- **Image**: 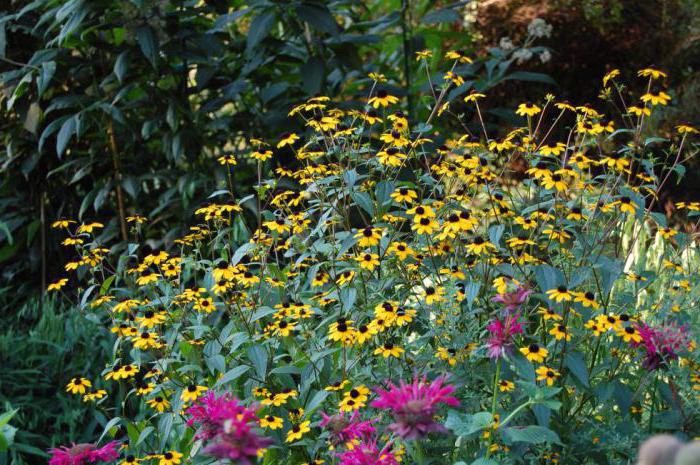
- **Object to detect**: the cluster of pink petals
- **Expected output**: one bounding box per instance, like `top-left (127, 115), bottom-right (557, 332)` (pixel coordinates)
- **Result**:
top-left (185, 391), bottom-right (271, 464)
top-left (319, 411), bottom-right (377, 445)
top-left (491, 286), bottom-right (533, 312)
top-left (370, 374), bottom-right (459, 439)
top-left (486, 313), bottom-right (524, 359)
top-left (48, 441), bottom-right (120, 465)
top-left (336, 439), bottom-right (399, 465)
top-left (635, 322), bottom-right (691, 370)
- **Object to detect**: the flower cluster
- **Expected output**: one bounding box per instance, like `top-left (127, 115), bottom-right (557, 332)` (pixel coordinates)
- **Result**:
top-left (48, 59), bottom-right (700, 465)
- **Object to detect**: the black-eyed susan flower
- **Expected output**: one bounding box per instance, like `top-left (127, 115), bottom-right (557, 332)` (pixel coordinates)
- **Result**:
top-left (146, 396), bottom-right (170, 412)
top-left (640, 91), bottom-right (671, 106)
top-left (181, 384), bottom-right (208, 403)
top-left (277, 133), bottom-right (299, 148)
top-left (374, 342), bottom-right (404, 358)
top-left (260, 415), bottom-right (283, 430)
top-left (355, 253), bottom-right (380, 271)
top-left (48, 278), bottom-right (69, 291)
top-left (251, 149), bottom-right (273, 161)
top-left (535, 366), bottom-right (560, 386)
top-left (466, 236), bottom-right (496, 255)
top-left (516, 102), bottom-right (541, 117)
top-left (158, 451), bottom-right (182, 465)
top-left (355, 226), bottom-right (383, 247)
top-left (574, 291), bottom-right (600, 309)
top-left (498, 380), bottom-right (515, 392)
top-left (546, 286), bottom-right (573, 303)
top-left (616, 325), bottom-right (642, 343)
top-left (285, 420), bottom-right (311, 443)
top-left (520, 343), bottom-right (548, 363)
top-left (549, 324), bottom-right (571, 341)
top-left (66, 377), bottom-right (92, 394)
top-left (368, 90), bottom-right (399, 108)
top-left (391, 187), bottom-right (417, 204)
top-left (83, 389), bottom-right (107, 402)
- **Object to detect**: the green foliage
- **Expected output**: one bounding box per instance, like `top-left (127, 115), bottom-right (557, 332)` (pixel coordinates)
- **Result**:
top-left (0, 298), bottom-right (114, 464)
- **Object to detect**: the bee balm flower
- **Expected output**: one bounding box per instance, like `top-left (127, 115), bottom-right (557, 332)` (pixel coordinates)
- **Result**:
top-left (48, 441), bottom-right (120, 465)
top-left (371, 375), bottom-right (459, 439)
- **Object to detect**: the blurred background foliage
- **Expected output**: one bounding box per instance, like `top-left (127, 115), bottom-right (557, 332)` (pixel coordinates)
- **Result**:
top-left (0, 0), bottom-right (699, 463)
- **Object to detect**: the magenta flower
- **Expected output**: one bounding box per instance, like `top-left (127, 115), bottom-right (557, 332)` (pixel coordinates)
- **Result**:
top-left (320, 411), bottom-right (377, 445)
top-left (186, 391), bottom-right (271, 464)
top-left (486, 313), bottom-right (524, 359)
top-left (491, 286), bottom-right (532, 312)
top-left (337, 439), bottom-right (399, 465)
top-left (48, 441), bottom-right (120, 465)
top-left (371, 375), bottom-right (459, 439)
top-left (635, 322), bottom-right (691, 370)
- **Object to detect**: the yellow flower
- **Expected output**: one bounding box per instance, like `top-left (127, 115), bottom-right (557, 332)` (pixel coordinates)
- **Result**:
top-left (573, 291), bottom-right (600, 309)
top-left (549, 324), bottom-right (571, 341)
top-left (463, 92), bottom-right (485, 103)
top-left (546, 286), bottom-right (573, 303)
top-left (374, 343), bottom-right (404, 358)
top-left (536, 366), bottom-right (560, 386)
top-left (465, 236), bottom-right (496, 255)
top-left (260, 415), bottom-right (284, 430)
top-left (355, 253), bottom-right (380, 271)
top-left (83, 389), bottom-right (107, 402)
top-left (640, 91), bottom-right (671, 106)
top-left (603, 69), bottom-right (620, 87)
top-left (158, 451), bottom-right (182, 465)
top-left (412, 217), bottom-right (439, 235)
top-left (368, 90), bottom-right (399, 108)
top-left (66, 377), bottom-right (92, 394)
top-left (48, 278), bottom-right (69, 291)
top-left (251, 149), bottom-right (273, 161)
top-left (217, 154), bottom-right (237, 165)
top-left (637, 68), bottom-right (667, 79)
top-left (146, 396), bottom-right (170, 412)
top-left (498, 380), bottom-right (515, 392)
top-left (355, 226), bottom-right (383, 247)
top-left (286, 420), bottom-right (311, 443)
top-left (516, 102), bottom-right (541, 117)
top-left (616, 325), bottom-right (642, 343)
top-left (181, 385), bottom-right (208, 403)
top-left (277, 133), bottom-right (300, 148)
top-left (390, 187), bottom-right (417, 203)
top-left (520, 344), bottom-right (548, 363)
top-left (415, 49), bottom-right (433, 60)
top-left (423, 286), bottom-right (445, 305)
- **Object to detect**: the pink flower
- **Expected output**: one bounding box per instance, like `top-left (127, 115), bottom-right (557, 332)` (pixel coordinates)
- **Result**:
top-left (635, 322), bottom-right (691, 370)
top-left (337, 439), bottom-right (399, 465)
top-left (486, 313), bottom-right (524, 359)
top-left (491, 286), bottom-right (532, 312)
top-left (186, 392), bottom-right (271, 464)
top-left (371, 375), bottom-right (459, 439)
top-left (319, 411), bottom-right (377, 445)
top-left (48, 441), bottom-right (120, 465)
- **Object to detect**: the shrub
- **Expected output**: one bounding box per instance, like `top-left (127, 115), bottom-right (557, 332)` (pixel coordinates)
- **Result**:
top-left (48, 60), bottom-right (699, 465)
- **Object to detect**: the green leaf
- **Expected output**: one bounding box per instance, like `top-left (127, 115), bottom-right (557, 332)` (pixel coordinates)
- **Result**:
top-left (301, 56), bottom-right (324, 95)
top-left (503, 425), bottom-right (561, 445)
top-left (565, 352), bottom-right (589, 388)
top-left (246, 11), bottom-right (276, 51)
top-left (37, 61), bottom-right (56, 97)
top-left (136, 25), bottom-right (158, 68)
top-left (504, 71), bottom-right (556, 85)
top-left (422, 7), bottom-right (460, 24)
top-left (97, 416), bottom-right (121, 443)
top-left (304, 390), bottom-right (329, 413)
top-left (445, 410), bottom-right (493, 437)
top-left (215, 365), bottom-right (250, 388)
top-left (56, 115), bottom-right (76, 156)
top-left (247, 345), bottom-right (268, 380)
top-left (295, 3), bottom-right (339, 35)
top-left (114, 51), bottom-right (129, 83)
